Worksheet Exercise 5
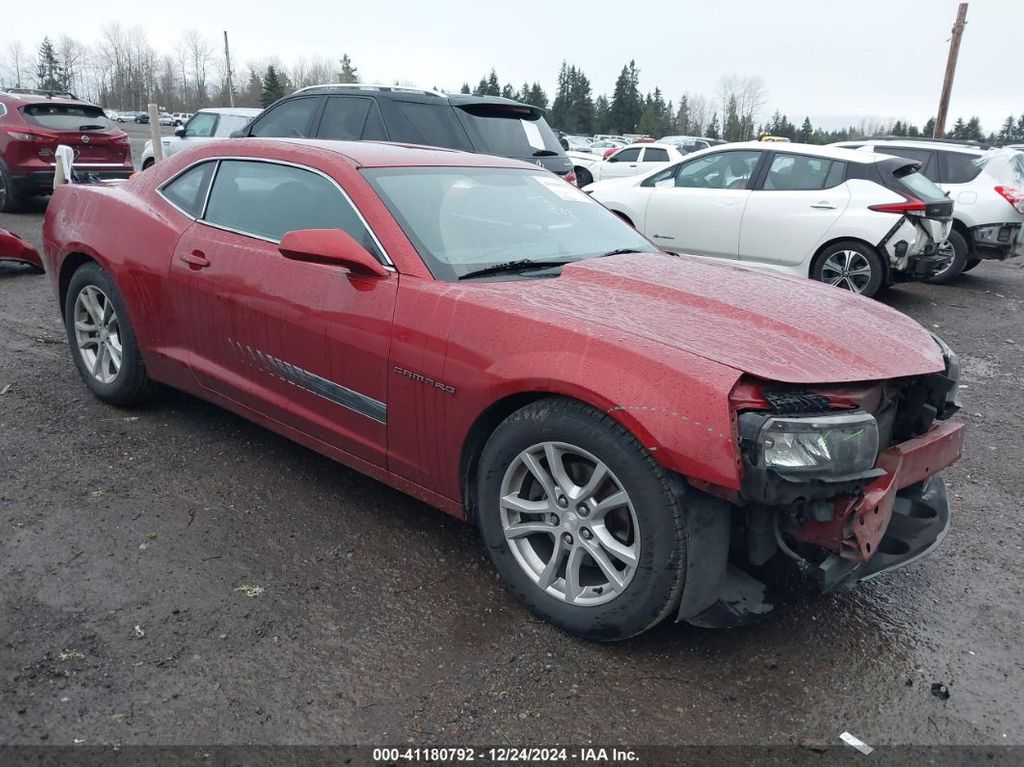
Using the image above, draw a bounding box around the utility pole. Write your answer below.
[223,30,235,107]
[933,2,968,138]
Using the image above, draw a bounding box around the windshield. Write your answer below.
[21,103,113,131]
[455,106,564,157]
[363,167,658,281]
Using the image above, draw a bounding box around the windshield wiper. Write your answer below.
[458,259,572,280]
[596,248,649,258]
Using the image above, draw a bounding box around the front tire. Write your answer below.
[575,167,593,187]
[476,398,687,641]
[64,262,154,405]
[142,158,155,170]
[925,230,969,284]
[812,241,884,298]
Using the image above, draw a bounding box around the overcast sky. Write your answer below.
[3,0,1021,131]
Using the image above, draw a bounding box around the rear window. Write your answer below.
[21,103,112,131]
[895,167,949,203]
[454,105,563,158]
[938,151,983,184]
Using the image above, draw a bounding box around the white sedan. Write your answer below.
[585,142,954,297]
[572,142,686,187]
[142,107,262,169]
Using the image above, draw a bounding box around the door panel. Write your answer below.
[644,188,749,259]
[739,187,850,267]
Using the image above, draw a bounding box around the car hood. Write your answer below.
[465,253,944,384]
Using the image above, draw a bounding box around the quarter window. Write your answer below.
[248,97,321,138]
[938,151,983,184]
[159,161,216,218]
[202,160,383,259]
[763,154,846,190]
[674,151,762,189]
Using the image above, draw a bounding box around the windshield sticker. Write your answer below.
[521,119,545,151]
[534,174,586,201]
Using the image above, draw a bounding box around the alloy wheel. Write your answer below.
[932,241,956,279]
[499,441,640,606]
[820,249,874,293]
[73,285,122,384]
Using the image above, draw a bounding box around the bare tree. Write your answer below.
[56,35,87,97]
[180,30,213,107]
[684,92,713,136]
[716,75,766,140]
[3,41,34,88]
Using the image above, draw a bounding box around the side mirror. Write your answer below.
[278,229,390,277]
[174,126,185,137]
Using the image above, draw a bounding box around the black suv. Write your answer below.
[233,85,572,179]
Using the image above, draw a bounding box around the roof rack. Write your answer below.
[871,135,994,150]
[290,83,446,98]
[2,87,79,100]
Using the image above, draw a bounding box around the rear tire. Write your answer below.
[811,240,885,298]
[0,162,25,213]
[476,398,687,641]
[64,262,155,406]
[925,230,969,284]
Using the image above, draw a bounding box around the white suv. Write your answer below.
[586,142,953,298]
[833,139,1024,282]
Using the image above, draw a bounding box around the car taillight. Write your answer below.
[565,171,577,186]
[7,130,46,142]
[995,185,1024,214]
[112,134,130,145]
[868,197,927,215]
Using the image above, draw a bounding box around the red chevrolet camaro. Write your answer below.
[42,139,965,640]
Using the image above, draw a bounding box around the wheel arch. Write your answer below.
[809,236,888,281]
[459,389,664,523]
[609,209,635,227]
[58,252,99,318]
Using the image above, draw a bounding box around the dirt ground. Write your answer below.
[1,129,1022,753]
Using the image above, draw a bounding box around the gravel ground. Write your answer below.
[1,133,1022,753]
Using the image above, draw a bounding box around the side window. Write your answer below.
[642,164,681,187]
[609,147,641,163]
[202,160,383,259]
[762,154,845,191]
[183,112,217,138]
[642,148,670,163]
[387,102,472,150]
[317,97,372,140]
[675,151,762,189]
[159,161,216,217]
[938,151,983,184]
[248,97,321,138]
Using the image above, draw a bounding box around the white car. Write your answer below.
[833,138,1024,282]
[586,142,953,297]
[170,112,193,126]
[573,142,685,187]
[142,107,263,169]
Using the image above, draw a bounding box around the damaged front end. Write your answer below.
[677,335,964,628]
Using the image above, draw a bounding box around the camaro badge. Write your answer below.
[393,366,455,395]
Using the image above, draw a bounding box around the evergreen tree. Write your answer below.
[964,116,983,140]
[594,94,611,133]
[907,124,920,137]
[923,116,936,137]
[998,115,1016,143]
[501,83,515,100]
[609,60,642,134]
[526,83,549,111]
[261,65,285,108]
[485,69,500,96]
[891,120,906,136]
[36,36,64,91]
[706,113,720,139]
[675,94,690,135]
[949,117,968,139]
[637,88,670,137]
[797,116,813,143]
[1016,115,1024,142]
[337,54,358,83]
[459,83,471,94]
[549,62,594,133]
[723,96,742,141]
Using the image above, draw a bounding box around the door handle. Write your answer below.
[179,249,210,268]
[810,202,837,210]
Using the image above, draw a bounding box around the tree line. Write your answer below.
[4,32,1020,145]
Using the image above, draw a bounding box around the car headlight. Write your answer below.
[757,411,879,480]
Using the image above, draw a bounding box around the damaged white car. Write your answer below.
[585,142,953,298]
